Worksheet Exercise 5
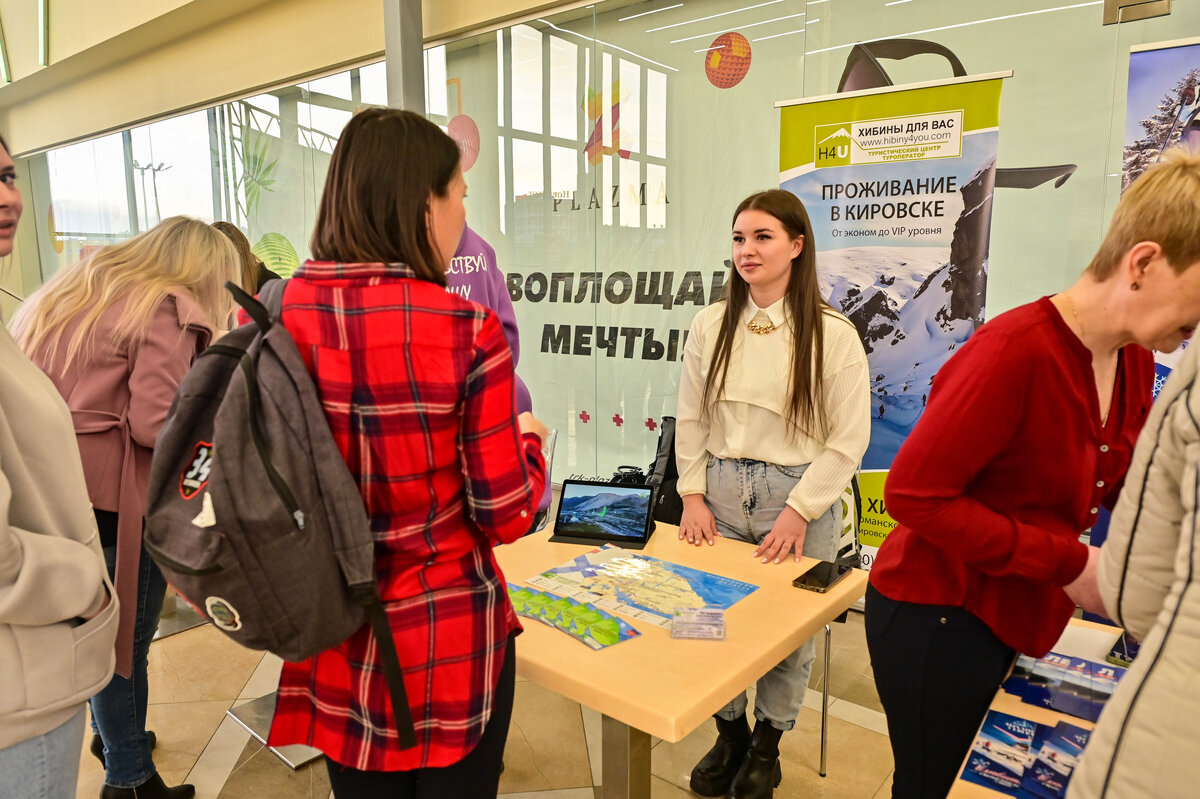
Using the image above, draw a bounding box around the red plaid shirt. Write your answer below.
[261,261,545,771]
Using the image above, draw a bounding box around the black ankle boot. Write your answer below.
[90,731,157,769]
[727,722,783,799]
[99,772,194,799]
[689,714,751,797]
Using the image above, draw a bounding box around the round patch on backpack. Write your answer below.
[205,596,243,632]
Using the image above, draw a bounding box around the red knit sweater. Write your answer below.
[869,297,1154,656]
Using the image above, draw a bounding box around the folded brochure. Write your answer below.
[507,583,640,649]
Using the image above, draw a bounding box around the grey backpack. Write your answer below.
[144,280,416,749]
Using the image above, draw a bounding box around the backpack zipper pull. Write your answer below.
[293,510,306,530]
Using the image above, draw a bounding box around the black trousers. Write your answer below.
[864,584,1015,799]
[326,633,517,799]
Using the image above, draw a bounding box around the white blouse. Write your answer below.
[675,296,871,521]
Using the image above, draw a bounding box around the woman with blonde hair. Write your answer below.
[866,150,1200,798]
[13,216,238,799]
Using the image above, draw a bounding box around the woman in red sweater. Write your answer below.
[865,150,1200,798]
[262,108,548,799]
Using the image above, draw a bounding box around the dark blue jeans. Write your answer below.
[90,511,168,788]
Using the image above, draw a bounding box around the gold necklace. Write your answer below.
[1064,292,1084,338]
[746,318,777,335]
[1064,292,1112,427]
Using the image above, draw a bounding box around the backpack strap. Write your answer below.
[226,279,288,332]
[227,282,271,332]
[257,277,288,319]
[352,585,419,750]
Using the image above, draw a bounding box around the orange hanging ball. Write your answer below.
[448,114,480,172]
[705,32,752,89]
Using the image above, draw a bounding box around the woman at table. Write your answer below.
[865,150,1200,799]
[260,107,548,799]
[675,188,871,798]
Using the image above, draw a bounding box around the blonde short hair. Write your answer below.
[1087,148,1200,279]
[12,216,239,372]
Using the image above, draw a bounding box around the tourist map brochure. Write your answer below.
[1003,652,1126,722]
[525,545,758,629]
[507,584,640,649]
[1020,721,1091,799]
[960,710,1048,795]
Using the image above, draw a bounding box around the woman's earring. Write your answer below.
[1131,281,1140,291]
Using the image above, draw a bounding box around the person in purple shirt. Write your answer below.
[447,226,550,514]
[446,226,532,413]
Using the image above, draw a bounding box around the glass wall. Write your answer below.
[14,0,1195,479]
[25,62,389,282]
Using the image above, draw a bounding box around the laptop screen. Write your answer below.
[552,480,655,545]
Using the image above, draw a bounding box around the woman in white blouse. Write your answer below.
[676,189,870,799]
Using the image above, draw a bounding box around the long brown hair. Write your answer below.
[703,189,834,438]
[311,107,460,285]
[212,221,259,293]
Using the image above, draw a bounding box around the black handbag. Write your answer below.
[646,416,683,525]
[611,465,647,485]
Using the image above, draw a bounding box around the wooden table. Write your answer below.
[494,524,868,799]
[948,618,1123,798]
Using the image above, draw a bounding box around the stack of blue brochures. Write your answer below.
[961,710,1091,798]
[1002,652,1126,722]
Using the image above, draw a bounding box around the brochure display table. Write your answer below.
[494,524,868,799]
[948,618,1123,798]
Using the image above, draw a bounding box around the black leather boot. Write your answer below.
[90,731,157,769]
[727,721,783,799]
[99,772,194,799]
[689,714,751,797]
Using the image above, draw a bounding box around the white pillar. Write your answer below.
[383,0,426,114]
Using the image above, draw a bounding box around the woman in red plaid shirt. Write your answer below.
[263,108,549,798]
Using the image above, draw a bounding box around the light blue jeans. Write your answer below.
[705,456,839,732]
[0,707,86,799]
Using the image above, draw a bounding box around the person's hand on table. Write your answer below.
[678,494,719,546]
[1064,545,1107,617]
[753,506,808,564]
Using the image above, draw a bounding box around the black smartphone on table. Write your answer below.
[793,560,855,593]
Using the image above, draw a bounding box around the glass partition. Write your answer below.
[24,64,384,284]
[15,0,1197,483]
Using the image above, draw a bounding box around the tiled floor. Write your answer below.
[75,611,894,798]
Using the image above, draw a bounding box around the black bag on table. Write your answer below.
[646,416,683,525]
[607,416,682,525]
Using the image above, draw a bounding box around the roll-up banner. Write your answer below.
[1124,36,1200,396]
[778,73,1007,568]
